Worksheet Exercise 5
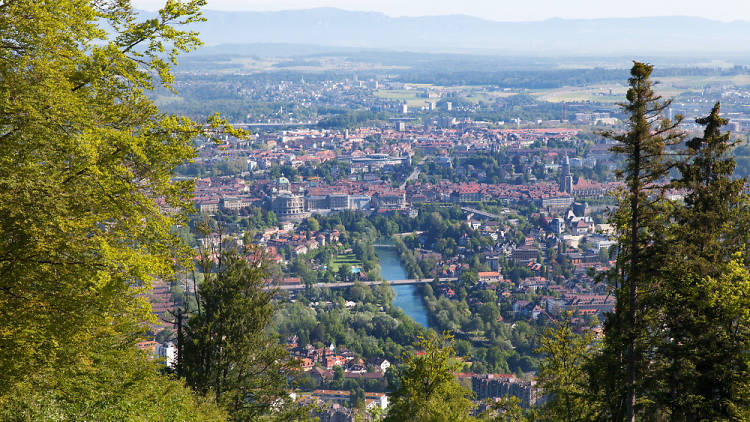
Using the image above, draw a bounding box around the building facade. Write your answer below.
[272,192,310,221]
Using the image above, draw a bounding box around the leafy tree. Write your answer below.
[0,0,229,416]
[455,339,472,357]
[303,216,321,232]
[481,395,532,422]
[535,313,597,421]
[182,248,304,420]
[596,62,683,421]
[385,333,477,422]
[350,385,366,409]
[214,158,248,176]
[332,365,346,389]
[339,264,352,282]
[460,271,479,286]
[1,337,227,421]
[347,282,370,302]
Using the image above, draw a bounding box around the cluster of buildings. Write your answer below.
[255,226,341,260]
[305,395,388,422]
[471,373,537,406]
[187,122,626,229]
[134,63,750,419]
[164,113,633,418]
[272,188,407,222]
[287,339,391,420]
[287,338,391,376]
[192,174,409,222]
[305,390,389,416]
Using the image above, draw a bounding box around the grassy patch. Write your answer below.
[329,253,363,272]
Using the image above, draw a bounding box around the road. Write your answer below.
[399,156,428,190]
[461,206,503,220]
[275,277,457,291]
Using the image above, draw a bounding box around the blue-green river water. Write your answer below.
[375,246,430,328]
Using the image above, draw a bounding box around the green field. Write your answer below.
[532,75,750,103]
[531,83,629,103]
[374,89,434,107]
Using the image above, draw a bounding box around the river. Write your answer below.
[374,245,431,329]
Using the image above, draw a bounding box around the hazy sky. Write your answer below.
[133,0,750,22]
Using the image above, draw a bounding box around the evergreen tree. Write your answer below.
[385,333,477,422]
[182,246,305,421]
[594,62,684,421]
[652,103,750,419]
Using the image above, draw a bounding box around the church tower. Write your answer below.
[560,154,573,194]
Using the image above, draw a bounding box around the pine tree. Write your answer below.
[652,103,750,419]
[595,62,684,421]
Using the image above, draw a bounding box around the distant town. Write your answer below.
[130,57,750,419]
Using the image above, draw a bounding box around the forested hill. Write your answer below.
[138,8,750,56]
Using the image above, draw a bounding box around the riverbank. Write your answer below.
[391,237,424,279]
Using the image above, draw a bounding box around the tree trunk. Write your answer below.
[626,138,641,422]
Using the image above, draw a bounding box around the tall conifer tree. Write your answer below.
[595,62,683,421]
[652,103,750,419]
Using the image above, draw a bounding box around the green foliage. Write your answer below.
[535,314,597,421]
[350,385,366,409]
[1,344,226,421]
[273,288,421,362]
[385,333,477,422]
[584,69,750,421]
[393,237,424,279]
[481,395,532,422]
[304,216,321,232]
[213,158,249,176]
[182,248,304,420]
[596,62,684,421]
[0,0,227,416]
[317,110,391,129]
[241,207,279,231]
[646,103,750,420]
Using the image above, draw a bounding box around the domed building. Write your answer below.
[272,192,309,222]
[276,176,290,192]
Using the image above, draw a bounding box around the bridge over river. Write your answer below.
[275,277,457,291]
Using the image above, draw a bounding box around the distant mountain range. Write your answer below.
[150,8,750,56]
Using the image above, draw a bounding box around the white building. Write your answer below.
[157,342,177,369]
